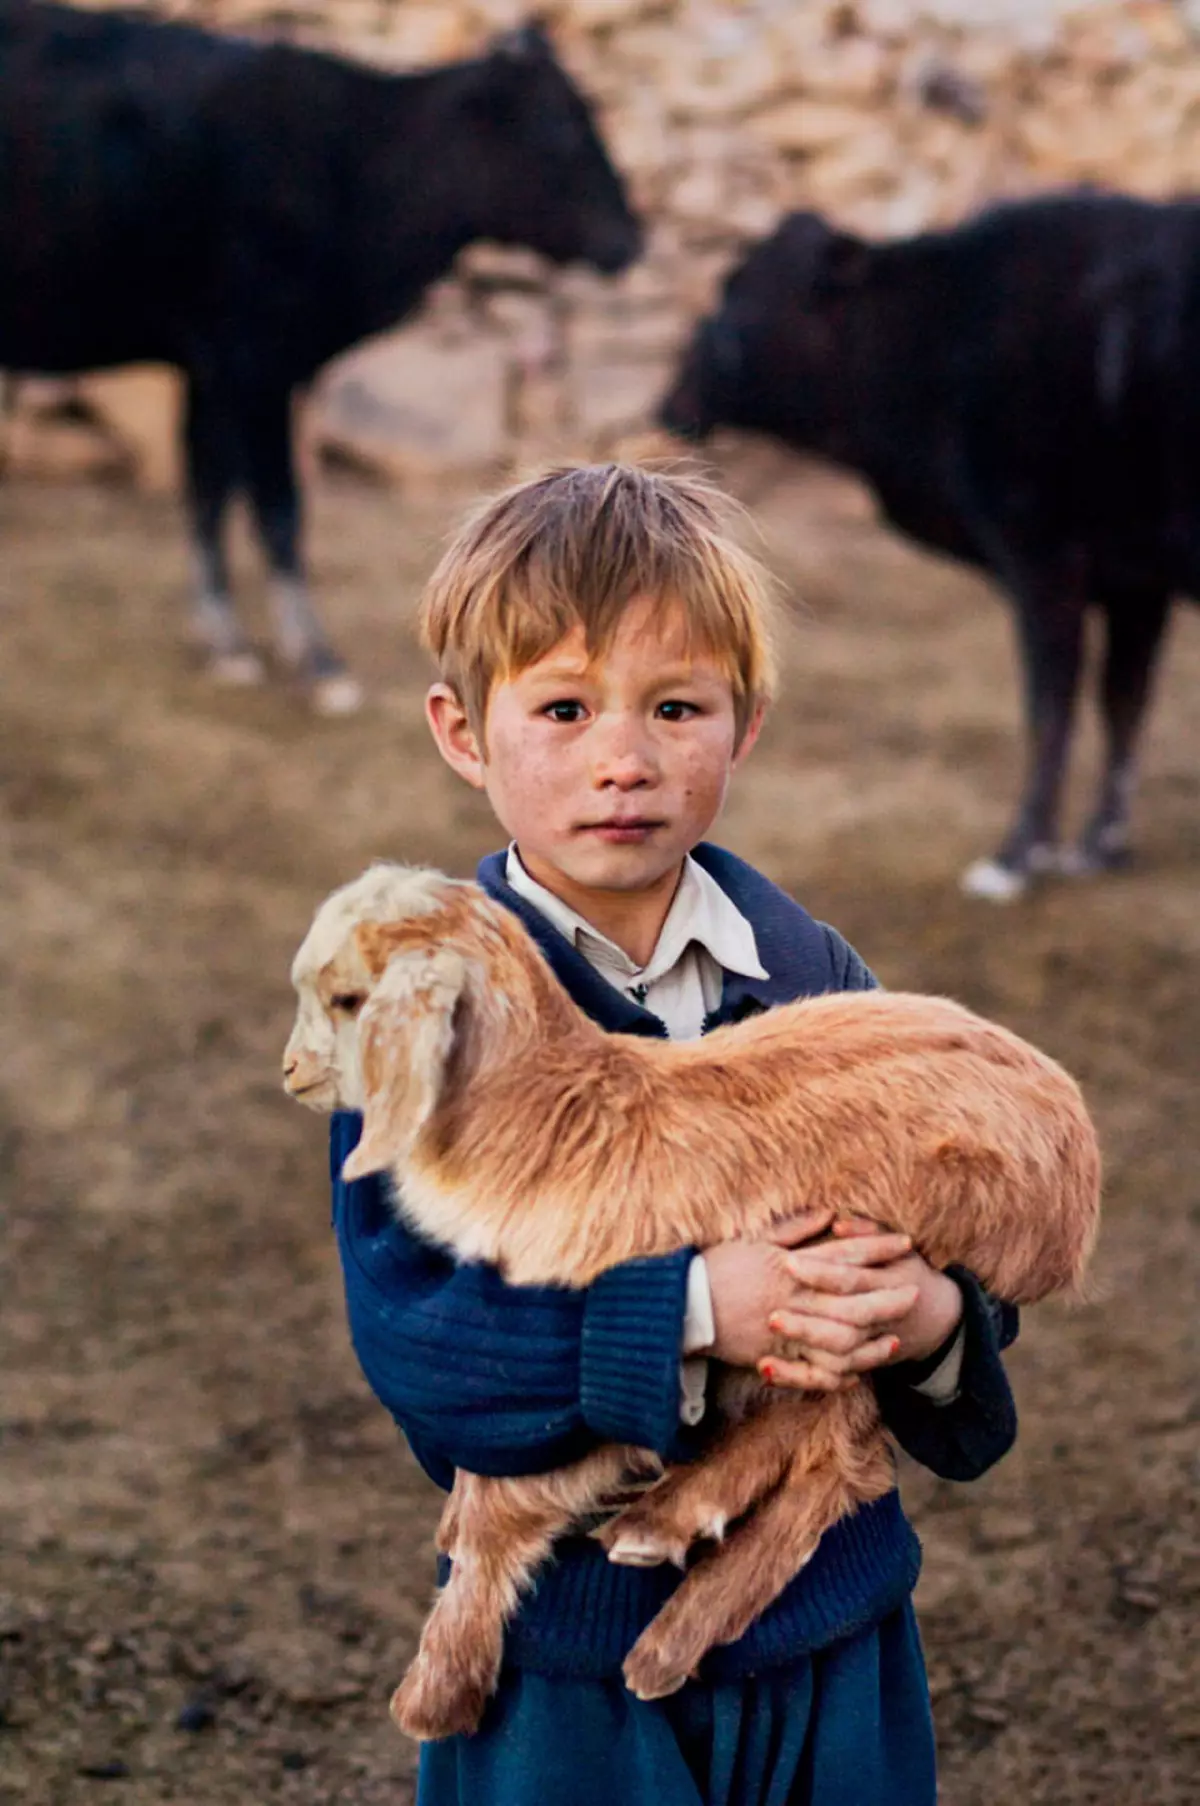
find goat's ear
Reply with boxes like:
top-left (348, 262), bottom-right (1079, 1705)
top-left (341, 948), bottom-right (467, 1182)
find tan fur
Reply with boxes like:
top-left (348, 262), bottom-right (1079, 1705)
top-left (283, 863), bottom-right (1101, 1736)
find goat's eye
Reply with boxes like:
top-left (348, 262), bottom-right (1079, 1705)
top-left (331, 992), bottom-right (366, 1016)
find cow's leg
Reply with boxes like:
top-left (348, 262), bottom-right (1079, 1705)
top-left (183, 380), bottom-right (263, 685)
top-left (241, 385), bottom-right (362, 715)
top-left (1077, 588), bottom-right (1172, 871)
top-left (962, 580), bottom-right (1087, 901)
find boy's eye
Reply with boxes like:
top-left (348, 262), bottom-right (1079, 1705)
top-left (542, 700), bottom-right (586, 723)
top-left (657, 700), bottom-right (699, 721)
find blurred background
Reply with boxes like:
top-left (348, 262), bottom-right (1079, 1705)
top-left (1, 3), bottom-right (1197, 1803)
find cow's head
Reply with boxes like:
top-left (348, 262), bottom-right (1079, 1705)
top-left (659, 211), bottom-right (873, 446)
top-left (455, 23), bottom-right (641, 274)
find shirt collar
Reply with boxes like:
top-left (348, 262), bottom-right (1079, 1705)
top-left (504, 844), bottom-right (769, 986)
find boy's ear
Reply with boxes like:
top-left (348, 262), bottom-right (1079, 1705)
top-left (425, 684), bottom-right (487, 790)
top-left (733, 698), bottom-right (767, 768)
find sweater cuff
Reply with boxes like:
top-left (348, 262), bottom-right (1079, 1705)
top-left (580, 1249), bottom-right (694, 1453)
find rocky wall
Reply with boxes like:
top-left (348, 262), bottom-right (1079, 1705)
top-left (7, 0), bottom-right (1200, 488)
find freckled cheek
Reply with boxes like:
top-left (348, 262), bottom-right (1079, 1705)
top-left (489, 733), bottom-right (581, 819)
top-left (673, 739), bottom-right (735, 819)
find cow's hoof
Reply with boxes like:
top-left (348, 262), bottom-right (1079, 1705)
top-left (959, 858), bottom-right (1029, 902)
top-left (310, 672), bottom-right (364, 716)
top-left (1074, 830), bottom-right (1133, 874)
top-left (208, 649), bottom-right (266, 688)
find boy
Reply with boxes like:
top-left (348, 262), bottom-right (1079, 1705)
top-left (330, 463), bottom-right (1018, 1805)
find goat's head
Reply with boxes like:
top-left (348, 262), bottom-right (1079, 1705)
top-left (283, 862), bottom-right (555, 1183)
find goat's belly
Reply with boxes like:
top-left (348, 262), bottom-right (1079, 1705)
top-left (392, 1172), bottom-right (509, 1268)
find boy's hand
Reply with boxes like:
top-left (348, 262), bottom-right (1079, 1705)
top-left (703, 1214), bottom-right (964, 1393)
top-left (704, 1211), bottom-right (915, 1388)
top-left (761, 1216), bottom-right (964, 1392)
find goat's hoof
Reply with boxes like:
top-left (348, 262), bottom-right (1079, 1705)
top-left (602, 1527), bottom-right (690, 1569)
top-left (310, 671), bottom-right (364, 716)
top-left (959, 857), bottom-right (1030, 902)
top-left (622, 1638), bottom-right (695, 1703)
top-left (597, 1487), bottom-right (728, 1568)
top-left (389, 1667), bottom-right (490, 1743)
top-left (208, 648), bottom-right (266, 688)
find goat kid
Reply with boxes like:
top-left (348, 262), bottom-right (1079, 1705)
top-left (283, 863), bottom-right (1101, 1739)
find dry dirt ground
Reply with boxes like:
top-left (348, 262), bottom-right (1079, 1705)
top-left (1, 453), bottom-right (1197, 1806)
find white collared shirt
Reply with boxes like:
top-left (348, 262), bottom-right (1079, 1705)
top-left (504, 846), bottom-right (963, 1416)
top-left (505, 846), bottom-right (768, 1041)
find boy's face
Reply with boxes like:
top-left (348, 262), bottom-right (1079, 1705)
top-left (427, 595), bottom-right (763, 909)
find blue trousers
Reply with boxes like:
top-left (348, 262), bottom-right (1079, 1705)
top-left (418, 1602), bottom-right (935, 1806)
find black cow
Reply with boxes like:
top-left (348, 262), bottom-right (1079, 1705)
top-left (660, 194), bottom-right (1200, 897)
top-left (0, 3), bottom-right (641, 711)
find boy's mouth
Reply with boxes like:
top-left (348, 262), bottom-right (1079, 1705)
top-left (581, 818), bottom-right (665, 843)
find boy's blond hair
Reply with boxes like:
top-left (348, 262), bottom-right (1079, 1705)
top-left (418, 462), bottom-right (780, 743)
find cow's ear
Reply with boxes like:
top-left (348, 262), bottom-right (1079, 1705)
top-left (489, 19), bottom-right (552, 62)
top-left (816, 231), bottom-right (873, 294)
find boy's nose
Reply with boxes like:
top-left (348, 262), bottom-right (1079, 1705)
top-left (592, 738), bottom-right (657, 788)
top-left (590, 714), bottom-right (660, 788)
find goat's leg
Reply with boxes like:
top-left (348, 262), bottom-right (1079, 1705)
top-left (596, 1392), bottom-right (807, 1569)
top-left (433, 1473), bottom-right (465, 1560)
top-left (391, 1444), bottom-right (658, 1741)
top-left (621, 1425), bottom-right (895, 1702)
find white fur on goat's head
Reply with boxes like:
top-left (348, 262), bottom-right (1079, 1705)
top-left (282, 863), bottom-right (467, 1117)
top-left (283, 861), bottom-right (565, 1186)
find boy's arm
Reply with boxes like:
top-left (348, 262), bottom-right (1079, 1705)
top-left (873, 1268), bottom-right (1019, 1480)
top-left (330, 1111), bottom-right (693, 1488)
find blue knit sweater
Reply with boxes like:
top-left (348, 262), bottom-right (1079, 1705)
top-left (330, 843), bottom-right (1019, 1680)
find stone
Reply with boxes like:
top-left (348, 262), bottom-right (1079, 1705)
top-left (1132, 0), bottom-right (1191, 54)
top-left (2, 404), bottom-right (132, 485)
top-left (802, 126), bottom-right (901, 207)
top-left (660, 34), bottom-right (788, 121)
top-left (76, 367), bottom-right (183, 495)
top-left (175, 1695), bottom-right (218, 1733)
top-left (571, 351), bottom-right (673, 439)
top-left (309, 326), bottom-right (510, 480)
top-left (666, 162), bottom-right (727, 226)
top-left (381, 4), bottom-right (471, 63)
top-left (783, 34), bottom-right (892, 103)
top-left (568, 0), bottom-right (658, 26)
top-left (754, 98), bottom-right (877, 158)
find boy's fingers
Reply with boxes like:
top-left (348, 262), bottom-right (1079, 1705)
top-left (768, 1311), bottom-right (905, 1359)
top-left (786, 1235), bottom-right (911, 1281)
top-left (770, 1286), bottom-right (919, 1337)
top-left (768, 1209), bottom-right (836, 1247)
top-left (831, 1215), bottom-right (889, 1239)
top-left (781, 1256), bottom-right (902, 1297)
top-left (759, 1329), bottom-right (900, 1388)
top-left (758, 1358), bottom-right (860, 1393)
